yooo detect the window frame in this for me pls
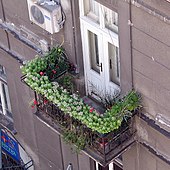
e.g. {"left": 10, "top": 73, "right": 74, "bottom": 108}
{"left": 79, "top": 0, "right": 118, "bottom": 33}
{"left": 0, "top": 65, "right": 12, "bottom": 120}
{"left": 79, "top": 0, "right": 120, "bottom": 97}
{"left": 95, "top": 160, "right": 123, "bottom": 170}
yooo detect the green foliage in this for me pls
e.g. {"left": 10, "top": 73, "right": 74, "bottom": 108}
{"left": 21, "top": 56, "right": 47, "bottom": 74}
{"left": 99, "top": 89, "right": 120, "bottom": 108}
{"left": 63, "top": 129, "right": 86, "bottom": 153}
{"left": 21, "top": 47, "right": 69, "bottom": 81}
{"left": 21, "top": 46, "right": 141, "bottom": 134}
{"left": 57, "top": 75, "right": 74, "bottom": 93}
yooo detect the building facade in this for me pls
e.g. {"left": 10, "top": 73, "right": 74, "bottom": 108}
{"left": 0, "top": 0, "right": 170, "bottom": 170}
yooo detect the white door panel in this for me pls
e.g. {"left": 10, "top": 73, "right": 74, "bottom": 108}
{"left": 81, "top": 23, "right": 105, "bottom": 99}
{"left": 103, "top": 37, "right": 120, "bottom": 96}
{"left": 80, "top": 18, "right": 120, "bottom": 101}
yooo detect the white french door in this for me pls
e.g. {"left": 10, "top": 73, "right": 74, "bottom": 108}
{"left": 81, "top": 24, "right": 104, "bottom": 99}
{"left": 81, "top": 20, "right": 120, "bottom": 100}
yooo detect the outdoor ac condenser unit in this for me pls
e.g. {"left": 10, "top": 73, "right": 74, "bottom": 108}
{"left": 27, "top": 0, "right": 64, "bottom": 34}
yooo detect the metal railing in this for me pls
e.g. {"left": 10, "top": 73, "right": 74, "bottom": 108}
{"left": 0, "top": 124, "right": 34, "bottom": 170}
{"left": 35, "top": 93, "right": 136, "bottom": 166}
{"left": 21, "top": 75, "right": 136, "bottom": 166}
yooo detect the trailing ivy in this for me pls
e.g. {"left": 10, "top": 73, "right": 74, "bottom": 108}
{"left": 21, "top": 46, "right": 140, "bottom": 134}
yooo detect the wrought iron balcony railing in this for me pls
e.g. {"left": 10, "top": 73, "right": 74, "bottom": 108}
{"left": 33, "top": 92, "right": 136, "bottom": 166}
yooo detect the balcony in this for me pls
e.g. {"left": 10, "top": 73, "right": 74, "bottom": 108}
{"left": 20, "top": 47, "right": 140, "bottom": 166}
{"left": 35, "top": 93, "right": 136, "bottom": 166}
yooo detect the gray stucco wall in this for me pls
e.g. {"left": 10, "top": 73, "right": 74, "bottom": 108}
{"left": 34, "top": 115, "right": 93, "bottom": 170}
{"left": 131, "top": 1, "right": 170, "bottom": 126}
{"left": 131, "top": 0, "right": 170, "bottom": 169}
{"left": 96, "top": 0, "right": 170, "bottom": 169}
{"left": 0, "top": 0, "right": 86, "bottom": 169}
{"left": 1, "top": 0, "right": 170, "bottom": 170}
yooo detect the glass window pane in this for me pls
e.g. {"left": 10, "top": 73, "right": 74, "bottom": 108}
{"left": 103, "top": 6, "right": 118, "bottom": 32}
{"left": 0, "top": 93, "right": 2, "bottom": 113}
{"left": 2, "top": 83, "right": 8, "bottom": 110}
{"left": 0, "top": 93, "right": 1, "bottom": 104}
{"left": 0, "top": 72, "right": 12, "bottom": 118}
{"left": 108, "top": 43, "right": 120, "bottom": 85}
{"left": 89, "top": 0, "right": 99, "bottom": 15}
{"left": 0, "top": 64, "right": 6, "bottom": 75}
{"left": 4, "top": 83, "right": 12, "bottom": 112}
{"left": 113, "top": 163, "right": 123, "bottom": 170}
{"left": 88, "top": 31, "right": 100, "bottom": 74}
{"left": 0, "top": 65, "right": 7, "bottom": 83}
{"left": 86, "top": 0, "right": 99, "bottom": 23}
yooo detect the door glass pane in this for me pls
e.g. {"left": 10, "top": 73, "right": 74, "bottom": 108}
{"left": 108, "top": 43, "right": 120, "bottom": 85}
{"left": 88, "top": 31, "right": 100, "bottom": 74}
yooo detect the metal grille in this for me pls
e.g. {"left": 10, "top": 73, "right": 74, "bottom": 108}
{"left": 35, "top": 93, "right": 136, "bottom": 166}
{"left": 1, "top": 152, "right": 25, "bottom": 170}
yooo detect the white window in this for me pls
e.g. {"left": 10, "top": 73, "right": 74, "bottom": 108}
{"left": 80, "top": 0, "right": 118, "bottom": 33}
{"left": 0, "top": 65, "right": 12, "bottom": 119}
{"left": 86, "top": 0, "right": 100, "bottom": 22}
{"left": 79, "top": 0, "right": 120, "bottom": 99}
{"left": 95, "top": 157, "right": 123, "bottom": 170}
{"left": 103, "top": 6, "right": 118, "bottom": 32}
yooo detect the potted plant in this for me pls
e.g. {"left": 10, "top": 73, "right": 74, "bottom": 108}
{"left": 21, "top": 46, "right": 140, "bottom": 135}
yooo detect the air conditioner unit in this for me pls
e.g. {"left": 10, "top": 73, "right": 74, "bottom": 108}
{"left": 27, "top": 0, "right": 64, "bottom": 34}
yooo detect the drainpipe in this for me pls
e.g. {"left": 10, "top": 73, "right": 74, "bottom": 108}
{"left": 70, "top": 0, "right": 84, "bottom": 76}
{"left": 129, "top": 0, "right": 134, "bottom": 89}
{"left": 69, "top": 0, "right": 78, "bottom": 73}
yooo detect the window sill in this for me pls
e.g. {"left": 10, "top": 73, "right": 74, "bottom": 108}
{"left": 0, "top": 113, "right": 14, "bottom": 132}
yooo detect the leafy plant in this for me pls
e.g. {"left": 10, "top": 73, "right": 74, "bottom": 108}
{"left": 57, "top": 74, "right": 74, "bottom": 93}
{"left": 21, "top": 46, "right": 141, "bottom": 134}
{"left": 100, "top": 89, "right": 120, "bottom": 109}
{"left": 63, "top": 129, "right": 86, "bottom": 153}
{"left": 21, "top": 47, "right": 69, "bottom": 82}
{"left": 89, "top": 82, "right": 120, "bottom": 108}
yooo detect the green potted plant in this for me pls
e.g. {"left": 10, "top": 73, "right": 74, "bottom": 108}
{"left": 21, "top": 46, "right": 140, "bottom": 134}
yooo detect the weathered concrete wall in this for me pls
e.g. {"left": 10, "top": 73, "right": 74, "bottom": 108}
{"left": 34, "top": 116, "right": 93, "bottom": 170}
{"left": 1, "top": 0, "right": 83, "bottom": 64}
{"left": 95, "top": 0, "right": 118, "bottom": 11}
{"left": 0, "top": 47, "right": 38, "bottom": 165}
{"left": 1, "top": 0, "right": 170, "bottom": 170}
{"left": 132, "top": 1, "right": 170, "bottom": 125}
{"left": 124, "top": 143, "right": 170, "bottom": 170}
{"left": 97, "top": 0, "right": 170, "bottom": 169}
{"left": 0, "top": 0, "right": 85, "bottom": 169}
{"left": 131, "top": 0, "right": 170, "bottom": 169}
